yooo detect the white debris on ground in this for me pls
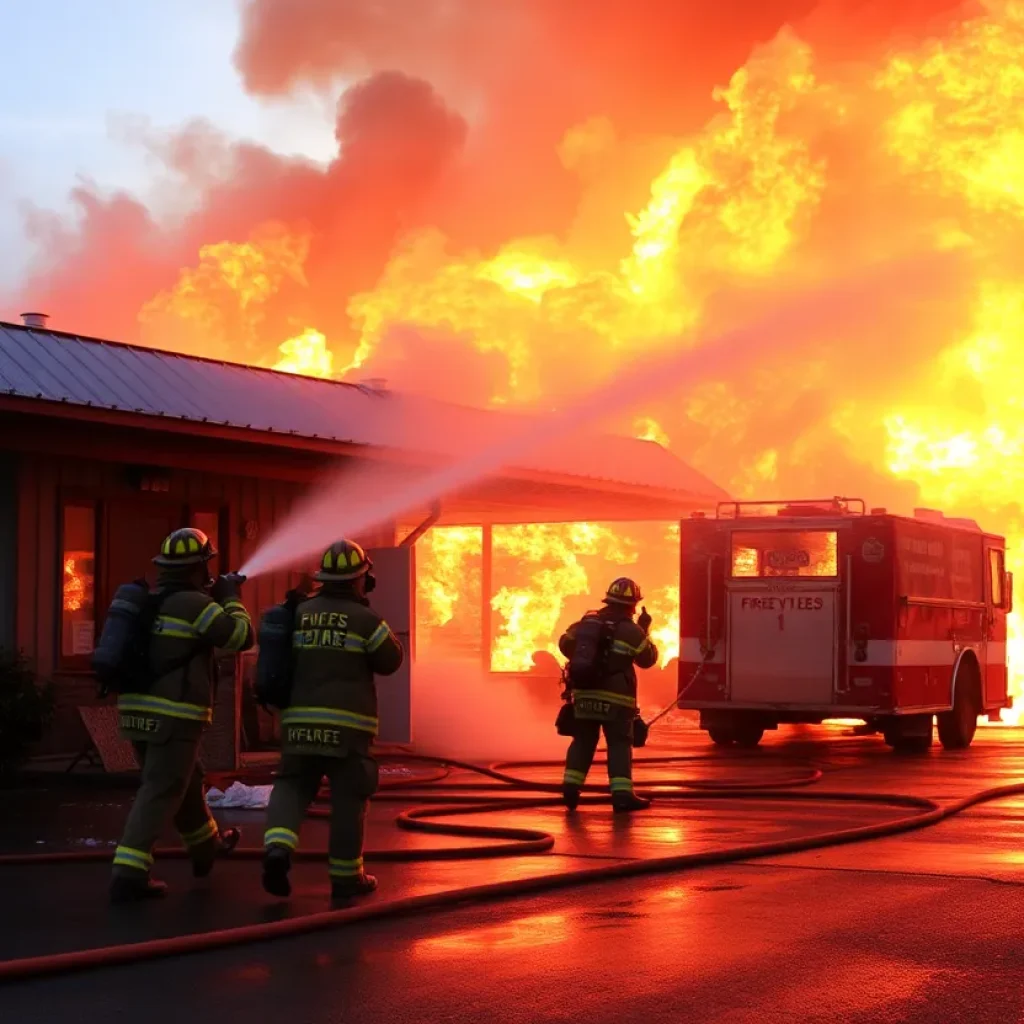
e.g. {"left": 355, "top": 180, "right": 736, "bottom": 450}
{"left": 206, "top": 781, "right": 274, "bottom": 809}
{"left": 380, "top": 765, "right": 422, "bottom": 777}
{"left": 204, "top": 764, "right": 436, "bottom": 809}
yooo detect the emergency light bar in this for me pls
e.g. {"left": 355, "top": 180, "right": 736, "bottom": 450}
{"left": 715, "top": 497, "right": 866, "bottom": 520}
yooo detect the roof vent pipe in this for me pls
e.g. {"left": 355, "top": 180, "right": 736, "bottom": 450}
{"left": 21, "top": 312, "right": 49, "bottom": 329}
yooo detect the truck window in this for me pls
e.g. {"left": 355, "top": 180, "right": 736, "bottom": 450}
{"left": 990, "top": 549, "right": 1005, "bottom": 606}
{"left": 731, "top": 530, "right": 839, "bottom": 579}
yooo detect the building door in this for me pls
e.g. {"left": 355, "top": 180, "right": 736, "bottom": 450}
{"left": 103, "top": 501, "right": 185, "bottom": 609}
{"left": 367, "top": 546, "right": 413, "bottom": 744}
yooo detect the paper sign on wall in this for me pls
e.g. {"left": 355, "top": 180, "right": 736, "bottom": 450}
{"left": 72, "top": 621, "right": 95, "bottom": 655}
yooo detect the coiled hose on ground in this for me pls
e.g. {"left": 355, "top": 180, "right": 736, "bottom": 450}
{"left": 1, "top": 752, "right": 1021, "bottom": 983}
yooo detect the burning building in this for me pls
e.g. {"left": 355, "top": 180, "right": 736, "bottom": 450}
{"left": 0, "top": 317, "right": 725, "bottom": 756}
{"left": 7, "top": 1, "right": 1024, "bottom": 743}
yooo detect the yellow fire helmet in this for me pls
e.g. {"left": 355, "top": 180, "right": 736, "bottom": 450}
{"left": 153, "top": 527, "right": 217, "bottom": 567}
{"left": 315, "top": 539, "right": 373, "bottom": 582}
{"left": 604, "top": 577, "right": 643, "bottom": 606}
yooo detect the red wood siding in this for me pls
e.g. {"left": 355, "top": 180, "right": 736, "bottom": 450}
{"left": 0, "top": 455, "right": 16, "bottom": 650}
{"left": 8, "top": 429, "right": 397, "bottom": 755}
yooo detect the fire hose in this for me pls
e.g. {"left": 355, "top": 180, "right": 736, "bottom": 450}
{"left": 3, "top": 749, "right": 1024, "bottom": 984}
{"left": 634, "top": 654, "right": 712, "bottom": 746}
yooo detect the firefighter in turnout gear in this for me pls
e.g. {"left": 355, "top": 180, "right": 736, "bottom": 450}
{"left": 110, "top": 528, "right": 254, "bottom": 903}
{"left": 560, "top": 577, "right": 658, "bottom": 813}
{"left": 262, "top": 539, "right": 404, "bottom": 902}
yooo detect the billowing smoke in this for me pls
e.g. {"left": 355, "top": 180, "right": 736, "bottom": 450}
{"left": 12, "top": 63, "right": 468, "bottom": 359}
{"left": 230, "top": 0, "right": 969, "bottom": 281}
{"left": 5, "top": 0, "right": 1020, "bottom": 536}
{"left": 412, "top": 658, "right": 564, "bottom": 762}
{"left": 241, "top": 250, "right": 962, "bottom": 579}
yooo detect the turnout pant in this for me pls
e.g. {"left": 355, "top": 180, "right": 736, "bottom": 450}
{"left": 113, "top": 735, "right": 219, "bottom": 877}
{"left": 563, "top": 714, "right": 636, "bottom": 795}
{"left": 263, "top": 744, "right": 379, "bottom": 882}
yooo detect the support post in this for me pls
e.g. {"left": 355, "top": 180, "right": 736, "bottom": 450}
{"left": 400, "top": 501, "right": 441, "bottom": 547}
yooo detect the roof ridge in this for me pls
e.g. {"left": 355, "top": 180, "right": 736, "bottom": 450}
{"left": 0, "top": 319, "right": 372, "bottom": 394}
{"left": 0, "top": 320, "right": 648, "bottom": 439}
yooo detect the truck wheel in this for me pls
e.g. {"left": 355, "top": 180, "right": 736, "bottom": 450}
{"left": 937, "top": 671, "right": 980, "bottom": 750}
{"left": 882, "top": 715, "right": 933, "bottom": 755}
{"left": 707, "top": 726, "right": 734, "bottom": 747}
{"left": 890, "top": 734, "right": 932, "bottom": 755}
{"left": 733, "top": 724, "right": 765, "bottom": 749}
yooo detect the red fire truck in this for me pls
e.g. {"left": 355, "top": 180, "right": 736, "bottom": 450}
{"left": 677, "top": 498, "right": 1013, "bottom": 753}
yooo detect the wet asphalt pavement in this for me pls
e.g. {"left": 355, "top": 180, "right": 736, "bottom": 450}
{"left": 3, "top": 720, "right": 1024, "bottom": 1023}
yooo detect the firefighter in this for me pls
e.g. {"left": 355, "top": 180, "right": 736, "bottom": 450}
{"left": 561, "top": 577, "right": 658, "bottom": 812}
{"left": 262, "top": 539, "right": 404, "bottom": 902}
{"left": 110, "top": 527, "right": 254, "bottom": 903}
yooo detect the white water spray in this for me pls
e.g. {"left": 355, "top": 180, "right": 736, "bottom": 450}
{"left": 240, "top": 252, "right": 960, "bottom": 579}
{"left": 411, "top": 658, "right": 565, "bottom": 762}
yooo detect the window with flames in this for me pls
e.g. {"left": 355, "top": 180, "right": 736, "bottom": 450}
{"left": 409, "top": 521, "right": 682, "bottom": 674}
{"left": 61, "top": 504, "right": 97, "bottom": 660}
{"left": 730, "top": 530, "right": 839, "bottom": 579}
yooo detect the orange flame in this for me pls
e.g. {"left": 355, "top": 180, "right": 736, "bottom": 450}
{"left": 120, "top": 4, "right": 1024, "bottom": 712}
{"left": 415, "top": 523, "right": 679, "bottom": 672}
{"left": 635, "top": 417, "right": 670, "bottom": 447}
{"left": 139, "top": 226, "right": 310, "bottom": 362}
{"left": 63, "top": 557, "right": 85, "bottom": 613}
{"left": 273, "top": 328, "right": 334, "bottom": 377}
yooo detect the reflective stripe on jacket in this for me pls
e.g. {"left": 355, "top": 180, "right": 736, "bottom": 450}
{"left": 118, "top": 582, "right": 253, "bottom": 739}
{"left": 559, "top": 608, "right": 658, "bottom": 716}
{"left": 284, "top": 587, "right": 404, "bottom": 755}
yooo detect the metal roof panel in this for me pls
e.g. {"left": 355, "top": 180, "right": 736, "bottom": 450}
{"left": 0, "top": 322, "right": 728, "bottom": 502}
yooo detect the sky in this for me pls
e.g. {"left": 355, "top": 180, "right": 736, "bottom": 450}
{"left": 0, "top": 0, "right": 336, "bottom": 294}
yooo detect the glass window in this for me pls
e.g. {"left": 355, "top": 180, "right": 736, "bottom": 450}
{"left": 731, "top": 530, "right": 839, "bottom": 579}
{"left": 192, "top": 511, "right": 221, "bottom": 577}
{"left": 990, "top": 549, "right": 1005, "bottom": 607}
{"left": 413, "top": 525, "right": 483, "bottom": 661}
{"left": 62, "top": 504, "right": 96, "bottom": 658}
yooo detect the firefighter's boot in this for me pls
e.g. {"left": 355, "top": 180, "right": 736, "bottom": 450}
{"left": 331, "top": 873, "right": 378, "bottom": 902}
{"left": 110, "top": 874, "right": 169, "bottom": 904}
{"left": 193, "top": 827, "right": 242, "bottom": 879}
{"left": 562, "top": 783, "right": 581, "bottom": 810}
{"left": 612, "top": 791, "right": 651, "bottom": 813}
{"left": 262, "top": 846, "right": 292, "bottom": 898}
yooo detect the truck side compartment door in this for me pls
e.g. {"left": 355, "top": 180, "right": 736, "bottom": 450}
{"left": 984, "top": 546, "right": 1009, "bottom": 707}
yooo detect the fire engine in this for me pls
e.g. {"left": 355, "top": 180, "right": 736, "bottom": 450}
{"left": 677, "top": 498, "right": 1013, "bottom": 753}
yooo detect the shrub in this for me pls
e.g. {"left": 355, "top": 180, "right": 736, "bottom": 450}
{"left": 0, "top": 649, "right": 55, "bottom": 779}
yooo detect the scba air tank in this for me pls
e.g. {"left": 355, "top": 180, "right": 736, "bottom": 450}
{"left": 256, "top": 602, "right": 295, "bottom": 708}
{"left": 91, "top": 580, "right": 151, "bottom": 693}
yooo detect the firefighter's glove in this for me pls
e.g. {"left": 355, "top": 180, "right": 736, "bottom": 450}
{"left": 637, "top": 606, "right": 652, "bottom": 634}
{"left": 211, "top": 572, "right": 245, "bottom": 604}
